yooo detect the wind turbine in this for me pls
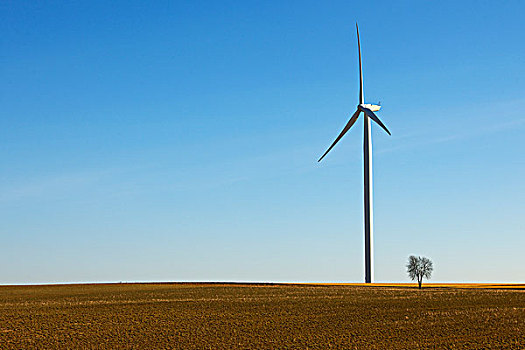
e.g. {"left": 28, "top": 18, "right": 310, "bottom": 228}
{"left": 318, "top": 23, "right": 391, "bottom": 284}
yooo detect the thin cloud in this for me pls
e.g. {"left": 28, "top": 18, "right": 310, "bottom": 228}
{"left": 0, "top": 169, "right": 115, "bottom": 203}
{"left": 377, "top": 117, "right": 525, "bottom": 155}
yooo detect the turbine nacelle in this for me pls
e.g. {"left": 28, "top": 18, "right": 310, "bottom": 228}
{"left": 360, "top": 103, "right": 381, "bottom": 112}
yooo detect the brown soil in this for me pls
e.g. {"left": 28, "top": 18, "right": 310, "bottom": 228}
{"left": 0, "top": 283, "right": 523, "bottom": 349}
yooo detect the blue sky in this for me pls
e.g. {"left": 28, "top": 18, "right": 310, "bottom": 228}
{"left": 1, "top": 1, "right": 524, "bottom": 284}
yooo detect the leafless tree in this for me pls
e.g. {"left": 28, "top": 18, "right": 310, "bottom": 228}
{"left": 406, "top": 255, "right": 433, "bottom": 289}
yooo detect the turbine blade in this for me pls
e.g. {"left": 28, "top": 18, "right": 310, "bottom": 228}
{"left": 356, "top": 22, "right": 364, "bottom": 105}
{"left": 359, "top": 106, "right": 391, "bottom": 135}
{"left": 318, "top": 110, "right": 361, "bottom": 162}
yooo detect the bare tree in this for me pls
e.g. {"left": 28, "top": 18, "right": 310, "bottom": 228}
{"left": 406, "top": 255, "right": 433, "bottom": 289}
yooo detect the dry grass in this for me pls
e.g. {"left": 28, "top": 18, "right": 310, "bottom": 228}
{"left": 0, "top": 283, "right": 523, "bottom": 349}
{"left": 307, "top": 282, "right": 525, "bottom": 289}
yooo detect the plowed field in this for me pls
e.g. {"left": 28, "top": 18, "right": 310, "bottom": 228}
{"left": 1, "top": 283, "right": 523, "bottom": 349}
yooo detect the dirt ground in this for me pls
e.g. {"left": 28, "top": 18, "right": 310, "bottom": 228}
{"left": 0, "top": 283, "right": 523, "bottom": 349}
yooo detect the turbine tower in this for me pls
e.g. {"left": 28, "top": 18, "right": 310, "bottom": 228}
{"left": 318, "top": 23, "right": 391, "bottom": 283}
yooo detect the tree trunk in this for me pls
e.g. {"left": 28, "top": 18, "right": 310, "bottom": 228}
{"left": 418, "top": 278, "right": 422, "bottom": 289}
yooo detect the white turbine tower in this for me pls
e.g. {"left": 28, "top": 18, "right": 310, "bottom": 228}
{"left": 318, "top": 23, "right": 391, "bottom": 284}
